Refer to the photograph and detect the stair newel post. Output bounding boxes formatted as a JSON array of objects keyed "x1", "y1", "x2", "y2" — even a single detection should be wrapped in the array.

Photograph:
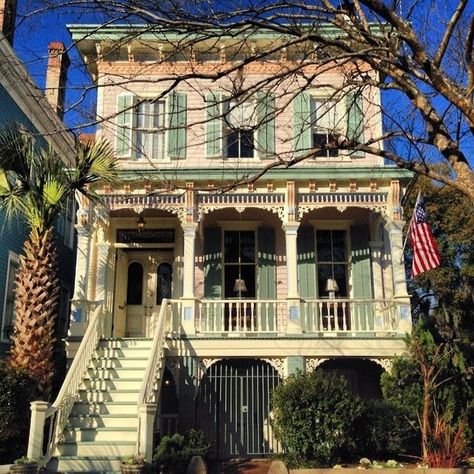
[
  {"x1": 138, "y1": 403, "x2": 157, "y2": 462},
  {"x1": 27, "y1": 401, "x2": 50, "y2": 460}
]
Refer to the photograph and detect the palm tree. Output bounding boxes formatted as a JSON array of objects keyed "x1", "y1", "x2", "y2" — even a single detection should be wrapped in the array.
[{"x1": 0, "y1": 127, "x2": 117, "y2": 399}]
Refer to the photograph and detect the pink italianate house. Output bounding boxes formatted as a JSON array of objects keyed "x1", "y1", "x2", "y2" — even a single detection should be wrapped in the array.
[{"x1": 27, "y1": 25, "x2": 412, "y2": 472}]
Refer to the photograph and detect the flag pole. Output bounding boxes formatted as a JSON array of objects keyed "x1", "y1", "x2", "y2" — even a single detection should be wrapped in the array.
[{"x1": 400, "y1": 190, "x2": 421, "y2": 263}]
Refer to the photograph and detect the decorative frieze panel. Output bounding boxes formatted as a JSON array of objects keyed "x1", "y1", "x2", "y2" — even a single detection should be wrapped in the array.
[
  {"x1": 197, "y1": 192, "x2": 285, "y2": 221},
  {"x1": 368, "y1": 358, "x2": 394, "y2": 372},
  {"x1": 305, "y1": 357, "x2": 330, "y2": 372},
  {"x1": 262, "y1": 358, "x2": 286, "y2": 378},
  {"x1": 298, "y1": 192, "x2": 388, "y2": 218}
]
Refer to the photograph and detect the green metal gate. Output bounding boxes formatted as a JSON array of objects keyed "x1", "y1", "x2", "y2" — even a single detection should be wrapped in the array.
[{"x1": 196, "y1": 359, "x2": 281, "y2": 459}]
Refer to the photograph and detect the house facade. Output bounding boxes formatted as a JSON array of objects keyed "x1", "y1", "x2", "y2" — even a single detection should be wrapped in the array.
[
  {"x1": 28, "y1": 25, "x2": 412, "y2": 470},
  {"x1": 0, "y1": 29, "x2": 77, "y2": 355}
]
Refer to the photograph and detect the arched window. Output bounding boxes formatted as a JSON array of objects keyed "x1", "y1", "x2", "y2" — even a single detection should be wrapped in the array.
[
  {"x1": 156, "y1": 263, "x2": 172, "y2": 305},
  {"x1": 127, "y1": 262, "x2": 143, "y2": 305}
]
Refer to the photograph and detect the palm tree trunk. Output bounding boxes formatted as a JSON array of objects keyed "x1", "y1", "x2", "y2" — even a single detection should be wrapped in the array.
[{"x1": 8, "y1": 227, "x2": 59, "y2": 399}]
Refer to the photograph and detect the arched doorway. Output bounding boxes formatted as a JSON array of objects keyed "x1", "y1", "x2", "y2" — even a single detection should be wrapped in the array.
[{"x1": 196, "y1": 359, "x2": 280, "y2": 459}]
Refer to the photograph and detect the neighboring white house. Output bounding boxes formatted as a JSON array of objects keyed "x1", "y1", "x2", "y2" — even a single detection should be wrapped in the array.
[{"x1": 27, "y1": 24, "x2": 412, "y2": 471}]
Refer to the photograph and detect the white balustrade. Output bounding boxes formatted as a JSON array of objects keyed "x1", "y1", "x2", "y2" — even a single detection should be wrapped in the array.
[
  {"x1": 28, "y1": 303, "x2": 104, "y2": 466},
  {"x1": 194, "y1": 299, "x2": 403, "y2": 335}
]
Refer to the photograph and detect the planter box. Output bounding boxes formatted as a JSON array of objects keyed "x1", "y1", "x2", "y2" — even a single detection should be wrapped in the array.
[{"x1": 120, "y1": 463, "x2": 145, "y2": 474}]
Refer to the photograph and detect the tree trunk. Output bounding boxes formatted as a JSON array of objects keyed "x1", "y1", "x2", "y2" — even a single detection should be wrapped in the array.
[
  {"x1": 8, "y1": 227, "x2": 60, "y2": 400},
  {"x1": 421, "y1": 378, "x2": 431, "y2": 463}
]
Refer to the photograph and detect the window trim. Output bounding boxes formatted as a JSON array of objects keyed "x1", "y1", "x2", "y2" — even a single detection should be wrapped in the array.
[{"x1": 1, "y1": 251, "x2": 19, "y2": 342}]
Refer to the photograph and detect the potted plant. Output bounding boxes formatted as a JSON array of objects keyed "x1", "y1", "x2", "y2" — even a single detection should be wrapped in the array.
[
  {"x1": 10, "y1": 457, "x2": 39, "y2": 474},
  {"x1": 120, "y1": 453, "x2": 146, "y2": 474}
]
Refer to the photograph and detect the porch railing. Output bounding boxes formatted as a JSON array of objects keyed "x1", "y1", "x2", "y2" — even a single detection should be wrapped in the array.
[
  {"x1": 28, "y1": 303, "x2": 104, "y2": 466},
  {"x1": 195, "y1": 298, "x2": 406, "y2": 335},
  {"x1": 137, "y1": 300, "x2": 171, "y2": 460},
  {"x1": 197, "y1": 300, "x2": 288, "y2": 333}
]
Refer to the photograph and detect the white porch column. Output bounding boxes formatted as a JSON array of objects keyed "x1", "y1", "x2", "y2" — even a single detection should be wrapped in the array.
[
  {"x1": 283, "y1": 223, "x2": 302, "y2": 334},
  {"x1": 386, "y1": 220, "x2": 411, "y2": 332},
  {"x1": 69, "y1": 203, "x2": 93, "y2": 338},
  {"x1": 181, "y1": 223, "x2": 198, "y2": 335}
]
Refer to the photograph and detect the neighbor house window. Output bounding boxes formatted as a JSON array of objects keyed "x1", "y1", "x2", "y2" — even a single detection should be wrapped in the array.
[{"x1": 1, "y1": 253, "x2": 19, "y2": 341}]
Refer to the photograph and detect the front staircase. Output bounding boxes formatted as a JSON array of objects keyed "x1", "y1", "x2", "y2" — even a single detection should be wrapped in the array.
[{"x1": 49, "y1": 338, "x2": 153, "y2": 473}]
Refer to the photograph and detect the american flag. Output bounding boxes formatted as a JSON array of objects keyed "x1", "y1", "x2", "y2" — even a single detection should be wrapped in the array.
[{"x1": 410, "y1": 194, "x2": 441, "y2": 277}]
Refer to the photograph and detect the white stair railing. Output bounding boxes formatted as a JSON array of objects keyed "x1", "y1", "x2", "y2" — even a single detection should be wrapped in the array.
[
  {"x1": 27, "y1": 303, "x2": 104, "y2": 466},
  {"x1": 137, "y1": 299, "x2": 171, "y2": 461}
]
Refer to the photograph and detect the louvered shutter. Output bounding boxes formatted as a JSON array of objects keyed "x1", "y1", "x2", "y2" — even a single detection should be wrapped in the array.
[
  {"x1": 346, "y1": 91, "x2": 365, "y2": 157},
  {"x1": 293, "y1": 91, "x2": 312, "y2": 157},
  {"x1": 116, "y1": 93, "x2": 134, "y2": 157},
  {"x1": 168, "y1": 92, "x2": 187, "y2": 159},
  {"x1": 256, "y1": 91, "x2": 275, "y2": 158}
]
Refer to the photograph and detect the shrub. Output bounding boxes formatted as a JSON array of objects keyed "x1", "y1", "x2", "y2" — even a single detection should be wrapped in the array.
[
  {"x1": 360, "y1": 399, "x2": 419, "y2": 458},
  {"x1": 271, "y1": 369, "x2": 365, "y2": 466},
  {"x1": 152, "y1": 429, "x2": 210, "y2": 473},
  {"x1": 0, "y1": 362, "x2": 37, "y2": 464}
]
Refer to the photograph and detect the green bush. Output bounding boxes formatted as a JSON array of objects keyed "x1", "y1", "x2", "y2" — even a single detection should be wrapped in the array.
[
  {"x1": 360, "y1": 399, "x2": 419, "y2": 458},
  {"x1": 272, "y1": 369, "x2": 365, "y2": 466},
  {"x1": 0, "y1": 362, "x2": 37, "y2": 464},
  {"x1": 152, "y1": 429, "x2": 210, "y2": 473}
]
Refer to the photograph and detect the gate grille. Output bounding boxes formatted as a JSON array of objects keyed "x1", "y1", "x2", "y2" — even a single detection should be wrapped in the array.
[{"x1": 197, "y1": 359, "x2": 281, "y2": 458}]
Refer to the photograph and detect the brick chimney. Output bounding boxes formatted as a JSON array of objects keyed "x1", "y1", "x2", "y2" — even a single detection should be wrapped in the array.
[
  {"x1": 0, "y1": 0, "x2": 17, "y2": 44},
  {"x1": 45, "y1": 42, "x2": 70, "y2": 120}
]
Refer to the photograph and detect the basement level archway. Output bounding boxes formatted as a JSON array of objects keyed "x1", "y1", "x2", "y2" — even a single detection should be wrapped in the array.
[{"x1": 196, "y1": 358, "x2": 281, "y2": 459}]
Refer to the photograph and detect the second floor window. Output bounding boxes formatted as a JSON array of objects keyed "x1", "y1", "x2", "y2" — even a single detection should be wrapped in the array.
[
  {"x1": 310, "y1": 98, "x2": 338, "y2": 158},
  {"x1": 136, "y1": 100, "x2": 166, "y2": 160},
  {"x1": 225, "y1": 100, "x2": 256, "y2": 158},
  {"x1": 116, "y1": 92, "x2": 187, "y2": 160}
]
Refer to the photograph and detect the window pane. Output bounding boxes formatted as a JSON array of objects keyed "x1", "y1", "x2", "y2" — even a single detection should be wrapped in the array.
[
  {"x1": 127, "y1": 262, "x2": 143, "y2": 305},
  {"x1": 316, "y1": 230, "x2": 331, "y2": 262},
  {"x1": 157, "y1": 263, "x2": 172, "y2": 305},
  {"x1": 240, "y1": 231, "x2": 255, "y2": 263},
  {"x1": 240, "y1": 130, "x2": 254, "y2": 157},
  {"x1": 224, "y1": 231, "x2": 239, "y2": 262},
  {"x1": 227, "y1": 130, "x2": 239, "y2": 158},
  {"x1": 240, "y1": 265, "x2": 256, "y2": 298},
  {"x1": 333, "y1": 264, "x2": 348, "y2": 297},
  {"x1": 332, "y1": 230, "x2": 347, "y2": 261},
  {"x1": 224, "y1": 264, "x2": 240, "y2": 298}
]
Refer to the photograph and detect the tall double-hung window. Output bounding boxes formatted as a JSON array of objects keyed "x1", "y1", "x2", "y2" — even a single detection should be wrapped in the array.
[
  {"x1": 1, "y1": 253, "x2": 18, "y2": 341},
  {"x1": 293, "y1": 90, "x2": 365, "y2": 158},
  {"x1": 116, "y1": 92, "x2": 187, "y2": 160},
  {"x1": 205, "y1": 92, "x2": 275, "y2": 159}
]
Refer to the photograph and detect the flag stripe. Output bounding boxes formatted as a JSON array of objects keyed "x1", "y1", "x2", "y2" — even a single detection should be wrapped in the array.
[{"x1": 410, "y1": 196, "x2": 441, "y2": 278}]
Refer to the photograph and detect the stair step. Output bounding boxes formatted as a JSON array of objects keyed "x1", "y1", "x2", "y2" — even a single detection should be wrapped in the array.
[
  {"x1": 86, "y1": 367, "x2": 147, "y2": 379},
  {"x1": 57, "y1": 441, "x2": 135, "y2": 457},
  {"x1": 81, "y1": 377, "x2": 144, "y2": 391},
  {"x1": 79, "y1": 389, "x2": 140, "y2": 403},
  {"x1": 68, "y1": 414, "x2": 138, "y2": 428},
  {"x1": 62, "y1": 427, "x2": 137, "y2": 442},
  {"x1": 71, "y1": 401, "x2": 137, "y2": 416},
  {"x1": 52, "y1": 455, "x2": 123, "y2": 473},
  {"x1": 98, "y1": 338, "x2": 152, "y2": 349},
  {"x1": 90, "y1": 357, "x2": 148, "y2": 369}
]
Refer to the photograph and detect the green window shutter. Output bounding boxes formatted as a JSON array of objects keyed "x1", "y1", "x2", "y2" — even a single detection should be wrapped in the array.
[
  {"x1": 204, "y1": 226, "x2": 222, "y2": 298},
  {"x1": 297, "y1": 226, "x2": 316, "y2": 299},
  {"x1": 168, "y1": 92, "x2": 187, "y2": 159},
  {"x1": 293, "y1": 91, "x2": 312, "y2": 158},
  {"x1": 258, "y1": 226, "x2": 276, "y2": 331},
  {"x1": 350, "y1": 224, "x2": 373, "y2": 299},
  {"x1": 346, "y1": 91, "x2": 365, "y2": 157},
  {"x1": 205, "y1": 92, "x2": 223, "y2": 157},
  {"x1": 116, "y1": 93, "x2": 134, "y2": 157},
  {"x1": 256, "y1": 91, "x2": 275, "y2": 158}
]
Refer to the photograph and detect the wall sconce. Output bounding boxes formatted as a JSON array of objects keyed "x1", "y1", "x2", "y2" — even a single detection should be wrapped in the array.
[{"x1": 137, "y1": 215, "x2": 146, "y2": 232}]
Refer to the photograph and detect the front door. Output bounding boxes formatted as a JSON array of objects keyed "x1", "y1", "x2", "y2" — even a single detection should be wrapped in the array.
[{"x1": 114, "y1": 252, "x2": 173, "y2": 337}]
